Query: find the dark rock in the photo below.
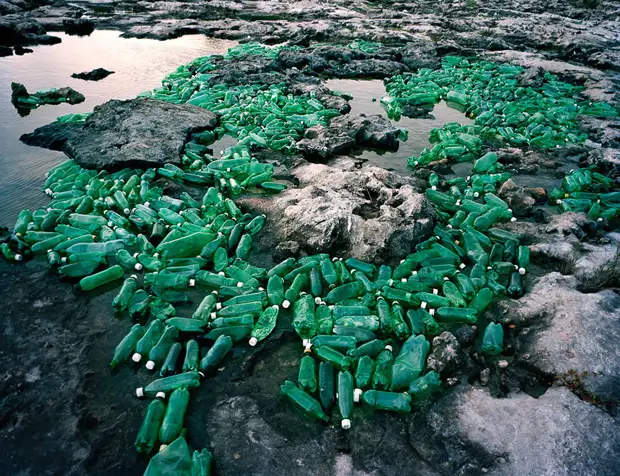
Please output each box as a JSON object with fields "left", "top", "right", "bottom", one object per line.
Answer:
{"left": 238, "top": 162, "right": 434, "bottom": 264}
{"left": 498, "top": 179, "right": 545, "bottom": 217}
{"left": 63, "top": 98, "right": 219, "bottom": 170}
{"left": 273, "top": 241, "right": 300, "bottom": 260}
{"left": 585, "top": 148, "right": 620, "bottom": 175}
{"left": 426, "top": 332, "right": 463, "bottom": 377}
{"left": 517, "top": 67, "right": 545, "bottom": 88}
{"left": 71, "top": 68, "right": 115, "bottom": 81}
{"left": 10, "top": 81, "right": 28, "bottom": 103}
{"left": 0, "top": 46, "right": 13, "bottom": 56}
{"left": 62, "top": 19, "right": 94, "bottom": 36}
{"left": 20, "top": 122, "right": 84, "bottom": 151}
{"left": 14, "top": 45, "right": 33, "bottom": 55}
{"left": 453, "top": 325, "right": 477, "bottom": 347}
{"left": 298, "top": 114, "right": 400, "bottom": 162}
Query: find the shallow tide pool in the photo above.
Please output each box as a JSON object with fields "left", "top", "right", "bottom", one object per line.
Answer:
{"left": 0, "top": 31, "right": 237, "bottom": 225}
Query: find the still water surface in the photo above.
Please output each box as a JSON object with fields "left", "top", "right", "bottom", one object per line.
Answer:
{"left": 0, "top": 31, "right": 237, "bottom": 225}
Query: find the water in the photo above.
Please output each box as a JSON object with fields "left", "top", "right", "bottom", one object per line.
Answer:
{"left": 0, "top": 30, "right": 237, "bottom": 226}
{"left": 325, "top": 79, "right": 473, "bottom": 175}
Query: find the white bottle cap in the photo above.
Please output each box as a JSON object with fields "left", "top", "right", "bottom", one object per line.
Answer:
{"left": 133, "top": 252, "right": 139, "bottom": 258}
{"left": 429, "top": 309, "right": 436, "bottom": 316}
{"left": 282, "top": 300, "right": 291, "bottom": 309}
{"left": 519, "top": 267, "right": 526, "bottom": 275}
{"left": 15, "top": 254, "right": 22, "bottom": 262}
{"left": 217, "top": 271, "right": 225, "bottom": 276}
{"left": 107, "top": 221, "right": 113, "bottom": 227}
{"left": 314, "top": 296, "right": 322, "bottom": 305}
{"left": 136, "top": 387, "right": 144, "bottom": 398}
{"left": 443, "top": 277, "right": 449, "bottom": 281}
{"left": 61, "top": 257, "right": 67, "bottom": 264}
{"left": 216, "top": 303, "right": 222, "bottom": 310}
{"left": 401, "top": 278, "right": 407, "bottom": 283}
{"left": 385, "top": 345, "right": 393, "bottom": 352}
{"left": 249, "top": 337, "right": 258, "bottom": 346}
{"left": 145, "top": 201, "right": 150, "bottom": 207}
{"left": 354, "top": 388, "right": 363, "bottom": 403}
{"left": 487, "top": 266, "right": 492, "bottom": 270}
{"left": 211, "top": 312, "right": 217, "bottom": 319}
{"left": 474, "top": 192, "right": 479, "bottom": 198}
{"left": 130, "top": 274, "right": 138, "bottom": 280}
{"left": 132, "top": 353, "right": 142, "bottom": 363}
{"left": 153, "top": 253, "right": 160, "bottom": 258}
{"left": 272, "top": 304, "right": 280, "bottom": 309}
{"left": 411, "top": 271, "right": 418, "bottom": 275}
{"left": 431, "top": 185, "right": 437, "bottom": 191}
{"left": 258, "top": 287, "right": 265, "bottom": 291}
{"left": 341, "top": 419, "right": 351, "bottom": 430}
{"left": 123, "top": 208, "right": 130, "bottom": 215}
{"left": 212, "top": 290, "right": 219, "bottom": 296}
{"left": 399, "top": 259, "right": 405, "bottom": 264}
{"left": 433, "top": 288, "right": 438, "bottom": 295}
{"left": 236, "top": 282, "right": 244, "bottom": 288}
{"left": 135, "top": 263, "right": 143, "bottom": 271}
{"left": 156, "top": 392, "right": 166, "bottom": 399}
{"left": 421, "top": 302, "right": 427, "bottom": 309}
{"left": 189, "top": 279, "right": 196, "bottom": 287}
{"left": 511, "top": 217, "right": 517, "bottom": 222}
{"left": 459, "top": 263, "right": 466, "bottom": 269}
{"left": 146, "top": 360, "right": 156, "bottom": 370}
{"left": 159, "top": 444, "right": 168, "bottom": 452}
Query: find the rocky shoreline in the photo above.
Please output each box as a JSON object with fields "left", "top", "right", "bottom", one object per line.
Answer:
{"left": 1, "top": 1, "right": 619, "bottom": 475}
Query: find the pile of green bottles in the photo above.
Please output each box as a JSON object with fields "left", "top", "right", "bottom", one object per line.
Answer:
{"left": 379, "top": 56, "right": 618, "bottom": 167}
{"left": 548, "top": 167, "right": 619, "bottom": 220}
{"left": 136, "top": 45, "right": 342, "bottom": 155}
{"left": 55, "top": 112, "right": 92, "bottom": 124}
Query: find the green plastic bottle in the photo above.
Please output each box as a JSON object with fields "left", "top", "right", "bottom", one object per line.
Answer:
{"left": 338, "top": 371, "right": 354, "bottom": 429}
{"left": 192, "top": 448, "right": 213, "bottom": 476}
{"left": 372, "top": 346, "right": 394, "bottom": 390}
{"left": 319, "top": 361, "right": 335, "bottom": 411}
{"left": 390, "top": 335, "right": 430, "bottom": 391}
{"left": 199, "top": 335, "right": 233, "bottom": 373}
{"left": 136, "top": 371, "right": 201, "bottom": 398}
{"left": 158, "top": 387, "right": 190, "bottom": 444}
{"left": 192, "top": 292, "right": 218, "bottom": 321}
{"left": 435, "top": 307, "right": 477, "bottom": 324}
{"left": 314, "top": 345, "right": 353, "bottom": 370}
{"left": 280, "top": 380, "right": 328, "bottom": 422}
{"left": 160, "top": 342, "right": 182, "bottom": 376}
{"left": 481, "top": 322, "right": 504, "bottom": 355}
{"left": 283, "top": 273, "right": 308, "bottom": 308}
{"left": 112, "top": 275, "right": 138, "bottom": 312}
{"left": 507, "top": 272, "right": 523, "bottom": 298}
{"left": 182, "top": 340, "right": 200, "bottom": 372}
{"left": 79, "top": 264, "right": 124, "bottom": 291}
{"left": 325, "top": 281, "right": 363, "bottom": 304}
{"left": 146, "top": 325, "right": 179, "bottom": 370}
{"left": 408, "top": 371, "right": 442, "bottom": 405}
{"left": 298, "top": 355, "right": 318, "bottom": 394}
{"left": 211, "top": 316, "right": 254, "bottom": 329}
{"left": 249, "top": 305, "right": 279, "bottom": 346}
{"left": 362, "top": 390, "right": 412, "bottom": 413}
{"left": 320, "top": 259, "right": 339, "bottom": 287}
{"left": 517, "top": 246, "right": 530, "bottom": 275}
{"left": 335, "top": 314, "right": 379, "bottom": 331}
{"left": 355, "top": 355, "right": 375, "bottom": 391}
{"left": 216, "top": 301, "right": 263, "bottom": 319}
{"left": 135, "top": 398, "right": 166, "bottom": 454}
{"left": 110, "top": 323, "right": 144, "bottom": 369}
{"left": 133, "top": 320, "right": 165, "bottom": 363}
{"left": 469, "top": 287, "right": 494, "bottom": 314}
{"left": 267, "top": 275, "right": 285, "bottom": 306}
{"left": 293, "top": 294, "right": 317, "bottom": 344}
{"left": 442, "top": 280, "right": 466, "bottom": 307}
{"left": 267, "top": 258, "right": 296, "bottom": 278}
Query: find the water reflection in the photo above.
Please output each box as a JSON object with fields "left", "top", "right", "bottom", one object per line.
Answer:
{"left": 325, "top": 79, "right": 474, "bottom": 175}
{"left": 0, "top": 30, "right": 237, "bottom": 225}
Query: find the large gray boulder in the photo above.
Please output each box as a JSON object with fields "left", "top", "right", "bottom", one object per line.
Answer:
{"left": 63, "top": 98, "right": 218, "bottom": 170}
{"left": 239, "top": 162, "right": 435, "bottom": 263}
{"left": 504, "top": 272, "right": 620, "bottom": 401}
{"left": 411, "top": 386, "right": 620, "bottom": 476}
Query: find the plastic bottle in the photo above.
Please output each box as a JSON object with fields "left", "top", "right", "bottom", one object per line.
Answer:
{"left": 129, "top": 289, "right": 151, "bottom": 320}
{"left": 283, "top": 273, "right": 308, "bottom": 308}
{"left": 517, "top": 246, "right": 530, "bottom": 275}
{"left": 325, "top": 281, "right": 364, "bottom": 304}
{"left": 110, "top": 324, "right": 144, "bottom": 369}
{"left": 469, "top": 287, "right": 494, "bottom": 314}
{"left": 338, "top": 370, "right": 354, "bottom": 429}
{"left": 408, "top": 371, "right": 441, "bottom": 405}
{"left": 311, "top": 335, "right": 357, "bottom": 353}
{"left": 362, "top": 390, "right": 412, "bottom": 412}
{"left": 481, "top": 322, "right": 504, "bottom": 355}
{"left": 192, "top": 292, "right": 218, "bottom": 321}
{"left": 314, "top": 345, "right": 354, "bottom": 370}
{"left": 132, "top": 320, "right": 165, "bottom": 363}
{"left": 146, "top": 326, "right": 179, "bottom": 370}
{"left": 135, "top": 398, "right": 166, "bottom": 454}
{"left": 199, "top": 335, "right": 233, "bottom": 373}
{"left": 298, "top": 355, "right": 318, "bottom": 393}
{"left": 320, "top": 259, "right": 339, "bottom": 287}
{"left": 355, "top": 355, "right": 375, "bottom": 391}
{"left": 292, "top": 294, "right": 317, "bottom": 343}
{"left": 112, "top": 275, "right": 139, "bottom": 312}
{"left": 435, "top": 307, "right": 477, "bottom": 324}
{"left": 319, "top": 361, "right": 335, "bottom": 411}
{"left": 372, "top": 346, "right": 394, "bottom": 390}
{"left": 182, "top": 340, "right": 200, "bottom": 372}
{"left": 192, "top": 448, "right": 213, "bottom": 476}
{"left": 160, "top": 342, "right": 183, "bottom": 376}
{"left": 79, "top": 264, "right": 124, "bottom": 291}
{"left": 136, "top": 371, "right": 201, "bottom": 398}
{"left": 158, "top": 387, "right": 190, "bottom": 444}
{"left": 390, "top": 335, "right": 430, "bottom": 391}
{"left": 280, "top": 380, "right": 328, "bottom": 422}
{"left": 215, "top": 301, "right": 263, "bottom": 318}
{"left": 249, "top": 305, "right": 279, "bottom": 346}
{"left": 507, "top": 272, "right": 523, "bottom": 298}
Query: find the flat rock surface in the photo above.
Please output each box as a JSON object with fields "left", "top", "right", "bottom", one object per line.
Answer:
{"left": 63, "top": 98, "right": 219, "bottom": 169}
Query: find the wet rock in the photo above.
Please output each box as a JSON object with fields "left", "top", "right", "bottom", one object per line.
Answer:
{"left": 479, "top": 368, "right": 491, "bottom": 386}
{"left": 0, "top": 18, "right": 61, "bottom": 47}
{"left": 63, "top": 98, "right": 219, "bottom": 170}
{"left": 298, "top": 114, "right": 400, "bottom": 162}
{"left": 496, "top": 148, "right": 560, "bottom": 174}
{"left": 62, "top": 19, "right": 94, "bottom": 36}
{"left": 14, "top": 45, "right": 33, "bottom": 55}
{"left": 507, "top": 272, "right": 620, "bottom": 401}
{"left": 579, "top": 117, "right": 620, "bottom": 148}
{"left": 585, "top": 148, "right": 620, "bottom": 174}
{"left": 0, "top": 46, "right": 12, "bottom": 56}
{"left": 20, "top": 121, "right": 84, "bottom": 151}
{"left": 71, "top": 68, "right": 115, "bottom": 81}
{"left": 11, "top": 81, "right": 85, "bottom": 106}
{"left": 497, "top": 179, "right": 544, "bottom": 217}
{"left": 427, "top": 332, "right": 462, "bottom": 377}
{"left": 274, "top": 241, "right": 300, "bottom": 261}
{"left": 517, "top": 66, "right": 545, "bottom": 88}
{"left": 410, "top": 385, "right": 620, "bottom": 476}
{"left": 239, "top": 162, "right": 434, "bottom": 263}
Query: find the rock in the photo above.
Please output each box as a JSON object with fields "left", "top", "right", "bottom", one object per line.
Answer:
{"left": 427, "top": 332, "right": 462, "bottom": 377}
{"left": 411, "top": 386, "right": 620, "bottom": 476}
{"left": 517, "top": 66, "right": 545, "bottom": 88}
{"left": 11, "top": 82, "right": 85, "bottom": 107}
{"left": 0, "top": 46, "right": 12, "bottom": 56}
{"left": 10, "top": 81, "right": 28, "bottom": 103}
{"left": 507, "top": 273, "right": 620, "bottom": 401}
{"left": 585, "top": 148, "right": 620, "bottom": 174}
{"left": 20, "top": 122, "right": 84, "bottom": 151}
{"left": 273, "top": 241, "right": 300, "bottom": 261}
{"left": 238, "top": 162, "right": 434, "bottom": 264}
{"left": 497, "top": 179, "right": 542, "bottom": 217}
{"left": 71, "top": 68, "right": 115, "bottom": 81}
{"left": 579, "top": 117, "right": 620, "bottom": 148}
{"left": 62, "top": 19, "right": 94, "bottom": 36}
{"left": 63, "top": 98, "right": 219, "bottom": 170}
{"left": 14, "top": 45, "right": 33, "bottom": 55}
{"left": 297, "top": 114, "right": 400, "bottom": 162}
{"left": 479, "top": 368, "right": 491, "bottom": 386}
